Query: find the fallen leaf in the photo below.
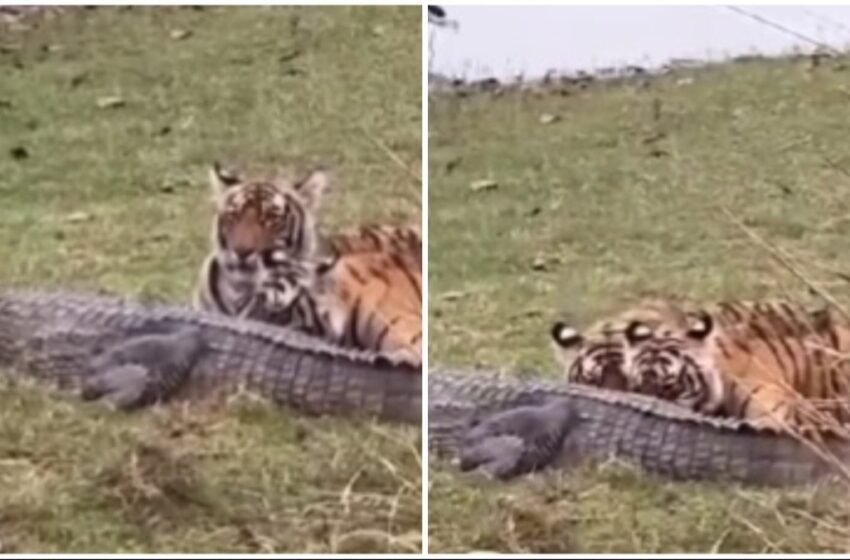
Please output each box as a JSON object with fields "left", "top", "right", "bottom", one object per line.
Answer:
{"left": 445, "top": 156, "right": 462, "bottom": 173}
{"left": 69, "top": 72, "right": 88, "bottom": 88}
{"left": 641, "top": 131, "right": 667, "bottom": 145}
{"left": 65, "top": 211, "right": 92, "bottom": 224}
{"left": 539, "top": 113, "right": 561, "bottom": 125}
{"left": 439, "top": 291, "right": 469, "bottom": 302}
{"left": 170, "top": 29, "right": 192, "bottom": 40}
{"left": 278, "top": 47, "right": 301, "bottom": 63}
{"left": 96, "top": 96, "right": 125, "bottom": 109}
{"left": 470, "top": 179, "right": 498, "bottom": 192}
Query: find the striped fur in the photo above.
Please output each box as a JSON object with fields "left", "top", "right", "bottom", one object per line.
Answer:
{"left": 551, "top": 299, "right": 689, "bottom": 391}
{"left": 554, "top": 299, "right": 850, "bottom": 436}
{"left": 193, "top": 162, "right": 422, "bottom": 362}
{"left": 258, "top": 246, "right": 422, "bottom": 362}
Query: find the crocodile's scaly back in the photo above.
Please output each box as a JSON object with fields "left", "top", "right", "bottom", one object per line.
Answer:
{"left": 0, "top": 290, "right": 421, "bottom": 424}
{"left": 429, "top": 366, "right": 850, "bottom": 486}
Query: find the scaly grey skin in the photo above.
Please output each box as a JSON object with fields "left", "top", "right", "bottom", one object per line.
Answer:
{"left": 429, "top": 366, "right": 850, "bottom": 486}
{"left": 81, "top": 328, "right": 205, "bottom": 410}
{"left": 459, "top": 400, "right": 576, "bottom": 480}
{"left": 0, "top": 290, "right": 421, "bottom": 424}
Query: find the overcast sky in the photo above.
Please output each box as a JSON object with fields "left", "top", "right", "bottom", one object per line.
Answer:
{"left": 429, "top": 5, "right": 850, "bottom": 79}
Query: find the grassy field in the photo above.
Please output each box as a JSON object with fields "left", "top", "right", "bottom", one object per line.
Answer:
{"left": 428, "top": 55, "right": 850, "bottom": 552}
{"left": 0, "top": 7, "right": 421, "bottom": 553}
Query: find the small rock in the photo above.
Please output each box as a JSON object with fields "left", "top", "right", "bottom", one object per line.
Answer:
{"left": 65, "top": 211, "right": 92, "bottom": 224}
{"left": 9, "top": 146, "right": 28, "bottom": 160}
{"left": 170, "top": 29, "right": 192, "bottom": 40}
{"left": 675, "top": 77, "right": 694, "bottom": 87}
{"left": 539, "top": 113, "right": 561, "bottom": 125}
{"left": 96, "top": 96, "right": 125, "bottom": 109}
{"left": 470, "top": 179, "right": 498, "bottom": 192}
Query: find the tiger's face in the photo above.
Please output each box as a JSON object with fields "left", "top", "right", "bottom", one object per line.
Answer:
{"left": 551, "top": 299, "right": 695, "bottom": 392}
{"left": 551, "top": 321, "right": 631, "bottom": 390}
{"left": 625, "top": 309, "right": 726, "bottom": 414}
{"left": 209, "top": 162, "right": 333, "bottom": 272}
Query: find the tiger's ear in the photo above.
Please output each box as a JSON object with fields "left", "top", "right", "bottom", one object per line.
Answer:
{"left": 208, "top": 161, "right": 241, "bottom": 197}
{"left": 294, "top": 167, "right": 334, "bottom": 212}
{"left": 551, "top": 321, "right": 583, "bottom": 349}
{"left": 686, "top": 311, "right": 714, "bottom": 340}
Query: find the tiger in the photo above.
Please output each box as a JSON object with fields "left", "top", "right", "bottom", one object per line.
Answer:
{"left": 193, "top": 161, "right": 422, "bottom": 363}
{"left": 552, "top": 298, "right": 850, "bottom": 436}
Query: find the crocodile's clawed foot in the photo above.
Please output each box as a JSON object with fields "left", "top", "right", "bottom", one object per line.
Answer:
{"left": 82, "top": 328, "right": 205, "bottom": 411}
{"left": 458, "top": 400, "right": 576, "bottom": 480}
{"left": 459, "top": 433, "right": 527, "bottom": 480}
{"left": 81, "top": 363, "right": 152, "bottom": 410}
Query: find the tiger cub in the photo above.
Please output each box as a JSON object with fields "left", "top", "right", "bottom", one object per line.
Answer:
{"left": 552, "top": 298, "right": 850, "bottom": 435}
{"left": 193, "top": 162, "right": 422, "bottom": 363}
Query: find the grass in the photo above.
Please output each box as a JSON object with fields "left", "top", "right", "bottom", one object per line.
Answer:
{"left": 0, "top": 6, "right": 421, "bottom": 553}
{"left": 428, "top": 54, "right": 850, "bottom": 552}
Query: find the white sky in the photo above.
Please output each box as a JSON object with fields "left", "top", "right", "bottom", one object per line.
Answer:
{"left": 429, "top": 5, "right": 850, "bottom": 79}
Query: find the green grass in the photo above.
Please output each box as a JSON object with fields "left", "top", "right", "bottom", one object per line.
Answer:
{"left": 0, "top": 6, "right": 421, "bottom": 553}
{"left": 428, "top": 55, "right": 850, "bottom": 552}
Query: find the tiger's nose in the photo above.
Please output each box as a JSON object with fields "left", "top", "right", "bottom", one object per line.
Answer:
{"left": 230, "top": 248, "right": 258, "bottom": 271}
{"left": 232, "top": 245, "right": 259, "bottom": 261}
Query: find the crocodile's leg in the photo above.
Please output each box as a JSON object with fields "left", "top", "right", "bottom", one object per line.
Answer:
{"left": 459, "top": 399, "right": 577, "bottom": 480}
{"left": 81, "top": 327, "right": 205, "bottom": 410}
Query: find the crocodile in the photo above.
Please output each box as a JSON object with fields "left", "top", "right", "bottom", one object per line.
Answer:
{"left": 428, "top": 366, "right": 850, "bottom": 486}
{"left": 0, "top": 290, "right": 421, "bottom": 424}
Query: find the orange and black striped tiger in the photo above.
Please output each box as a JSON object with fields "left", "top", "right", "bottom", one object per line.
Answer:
{"left": 552, "top": 298, "right": 850, "bottom": 435}
{"left": 193, "top": 162, "right": 422, "bottom": 363}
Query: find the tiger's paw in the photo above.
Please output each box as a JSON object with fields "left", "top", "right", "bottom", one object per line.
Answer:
{"left": 257, "top": 284, "right": 291, "bottom": 313}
